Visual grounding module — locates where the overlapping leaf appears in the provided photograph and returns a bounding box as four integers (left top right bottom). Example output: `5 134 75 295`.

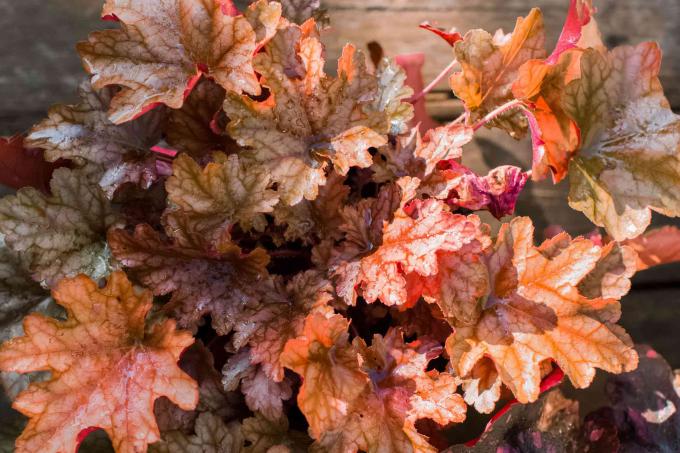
512 0 593 181
446 217 638 409
0 271 198 453
163 78 235 158
166 152 278 236
564 42 680 240
282 317 466 452
451 8 546 137
78 0 281 123
223 20 395 204
26 81 165 196
341 195 490 306
0 168 120 286
108 219 270 335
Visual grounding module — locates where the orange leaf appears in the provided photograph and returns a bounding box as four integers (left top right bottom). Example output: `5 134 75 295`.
447 217 638 407
353 198 490 306
0 271 198 453
451 8 546 137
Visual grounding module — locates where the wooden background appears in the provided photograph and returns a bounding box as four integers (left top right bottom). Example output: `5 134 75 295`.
1 0 679 365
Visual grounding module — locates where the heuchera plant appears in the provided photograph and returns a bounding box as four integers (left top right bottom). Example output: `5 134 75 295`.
1 0 680 452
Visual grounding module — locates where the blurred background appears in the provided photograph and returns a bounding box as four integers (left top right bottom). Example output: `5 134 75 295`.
0 0 679 365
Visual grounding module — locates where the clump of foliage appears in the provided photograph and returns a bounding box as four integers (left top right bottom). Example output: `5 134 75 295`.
1 0 680 452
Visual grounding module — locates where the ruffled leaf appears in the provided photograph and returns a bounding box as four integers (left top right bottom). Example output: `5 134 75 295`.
166 153 278 235
0 168 120 286
0 271 198 453
108 221 270 335
447 217 638 408
77 0 281 123
451 8 546 137
223 21 391 204
564 43 680 240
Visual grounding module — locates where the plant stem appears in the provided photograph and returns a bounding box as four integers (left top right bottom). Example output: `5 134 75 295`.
472 99 526 131
408 58 458 103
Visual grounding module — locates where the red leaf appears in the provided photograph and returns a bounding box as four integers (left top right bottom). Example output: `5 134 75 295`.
419 22 462 47
0 135 61 193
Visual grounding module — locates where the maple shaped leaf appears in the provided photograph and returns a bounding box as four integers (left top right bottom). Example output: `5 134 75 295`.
163 78 236 158
280 313 367 438
305 329 466 452
0 271 198 453
223 21 392 205
149 412 243 453
26 81 165 196
77 0 282 124
108 220 270 335
0 135 60 193
447 217 638 408
451 8 546 137
166 152 278 235
0 168 120 286
563 43 680 240
351 197 490 306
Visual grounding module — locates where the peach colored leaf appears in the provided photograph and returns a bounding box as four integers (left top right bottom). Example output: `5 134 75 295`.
163 78 235 158
0 168 120 286
166 153 278 235
108 222 270 335
223 22 391 205
310 329 466 453
26 81 165 196
450 8 546 137
623 226 680 270
77 0 280 124
353 199 489 306
0 271 198 453
149 412 243 453
280 313 367 438
447 217 638 407
564 43 680 240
